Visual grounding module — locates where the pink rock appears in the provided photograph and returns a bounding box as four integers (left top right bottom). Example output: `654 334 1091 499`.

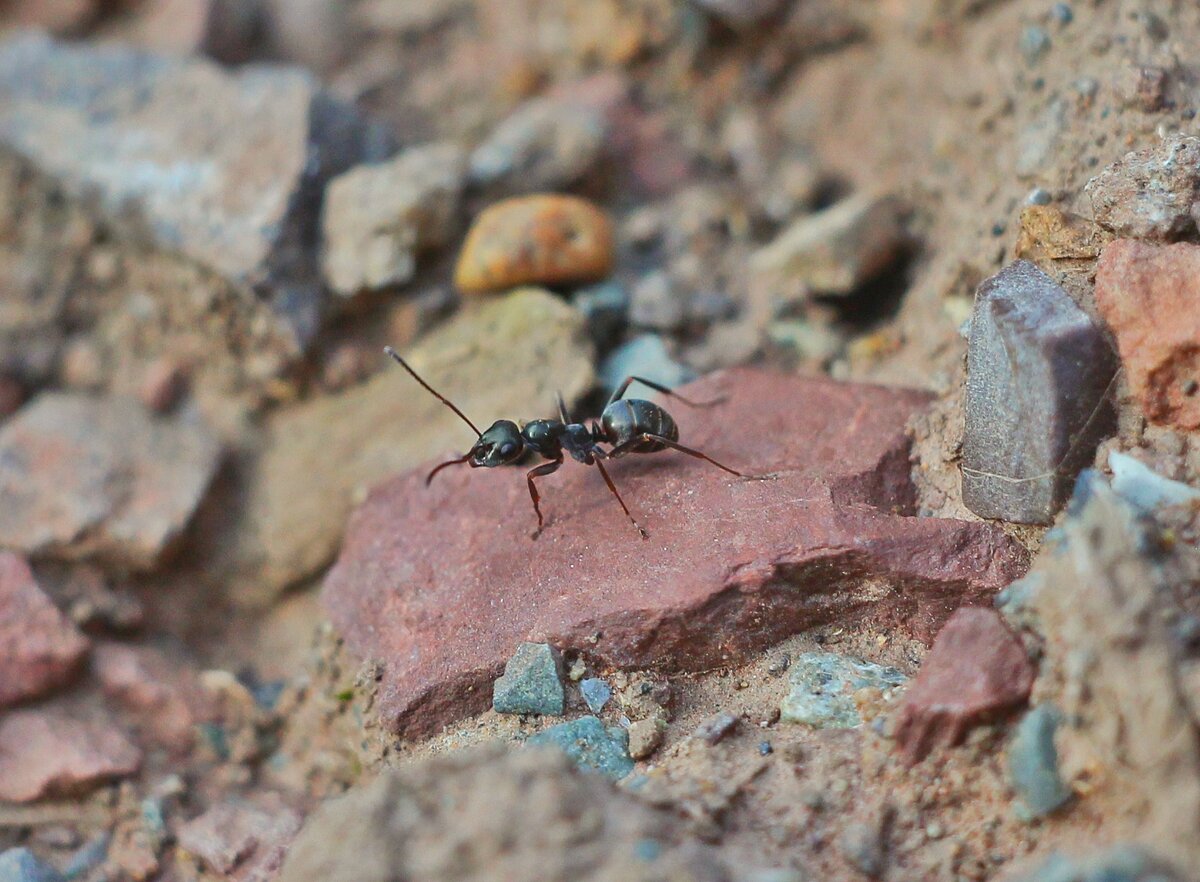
322 368 1028 738
93 643 213 754
177 798 302 882
891 607 1034 765
1095 239 1200 430
0 706 142 802
137 357 188 414
0 552 89 708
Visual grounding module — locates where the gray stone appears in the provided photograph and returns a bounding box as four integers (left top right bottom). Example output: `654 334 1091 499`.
780 652 906 729
1084 136 1200 241
598 335 694 394
580 678 612 714
493 643 565 716
0 33 390 341
629 271 686 331
1108 451 1200 513
0 394 221 570
322 143 466 297
1009 704 1072 819
526 716 635 780
1007 845 1184 882
0 849 62 882
468 96 606 195
962 260 1116 524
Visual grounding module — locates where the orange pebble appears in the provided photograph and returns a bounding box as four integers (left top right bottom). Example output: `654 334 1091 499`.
454 194 614 294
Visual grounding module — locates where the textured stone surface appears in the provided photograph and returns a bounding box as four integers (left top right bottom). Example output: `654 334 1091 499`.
962 260 1116 524
454 195 614 294
176 799 302 880
0 552 89 708
0 394 221 570
492 642 565 716
780 652 906 729
1108 451 1200 512
226 287 593 605
322 368 1027 737
0 33 388 324
1007 846 1185 882
1084 135 1200 241
1094 239 1200 430
321 143 467 296
527 716 634 780
1008 704 1072 819
279 747 729 882
891 606 1034 764
0 706 141 802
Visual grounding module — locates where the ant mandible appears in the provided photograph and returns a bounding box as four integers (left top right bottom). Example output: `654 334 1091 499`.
383 347 755 540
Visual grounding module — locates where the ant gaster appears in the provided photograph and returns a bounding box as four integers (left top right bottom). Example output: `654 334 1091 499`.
383 347 755 540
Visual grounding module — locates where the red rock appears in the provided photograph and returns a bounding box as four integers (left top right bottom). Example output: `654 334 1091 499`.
177 798 302 882
322 368 1028 738
0 706 141 802
891 607 1034 765
1094 239 1200 430
93 643 213 754
0 552 89 708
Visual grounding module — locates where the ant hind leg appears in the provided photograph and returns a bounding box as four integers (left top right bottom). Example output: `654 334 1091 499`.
606 376 726 409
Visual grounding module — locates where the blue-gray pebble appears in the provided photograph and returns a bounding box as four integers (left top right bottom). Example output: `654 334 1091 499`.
1009 704 1072 818
527 715 635 780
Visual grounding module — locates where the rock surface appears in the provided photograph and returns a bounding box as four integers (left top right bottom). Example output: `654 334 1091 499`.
1094 239 1200 430
278 746 728 882
891 606 1034 764
526 716 634 780
0 706 142 802
780 652 906 729
962 260 1116 523
1084 135 1200 241
226 287 594 605
0 394 221 570
454 195 614 294
321 143 467 296
0 552 89 708
176 799 302 880
492 642 565 716
93 642 212 753
322 368 1027 737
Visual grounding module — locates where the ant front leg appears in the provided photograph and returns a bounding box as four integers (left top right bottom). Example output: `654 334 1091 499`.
608 434 750 478
592 456 649 540
526 457 563 538
606 376 726 409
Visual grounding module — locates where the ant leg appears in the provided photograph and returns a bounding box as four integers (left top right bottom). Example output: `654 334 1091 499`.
592 457 649 540
606 376 725 409
608 434 748 478
526 457 563 538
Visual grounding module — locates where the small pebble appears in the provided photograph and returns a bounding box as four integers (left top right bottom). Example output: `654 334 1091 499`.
492 642 565 716
527 716 634 779
693 712 738 745
1008 704 1072 819
580 678 613 714
1025 187 1052 206
627 716 666 760
1050 3 1073 25
1019 26 1051 63
758 740 773 756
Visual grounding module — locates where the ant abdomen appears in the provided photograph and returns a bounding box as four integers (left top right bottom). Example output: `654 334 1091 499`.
601 399 679 452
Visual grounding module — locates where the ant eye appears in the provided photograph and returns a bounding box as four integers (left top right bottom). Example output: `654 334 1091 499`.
499 442 517 458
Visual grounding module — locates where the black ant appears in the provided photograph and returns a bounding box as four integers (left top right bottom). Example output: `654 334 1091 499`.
384 347 756 540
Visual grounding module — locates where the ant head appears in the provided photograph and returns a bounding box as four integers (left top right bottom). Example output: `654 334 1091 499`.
470 420 525 467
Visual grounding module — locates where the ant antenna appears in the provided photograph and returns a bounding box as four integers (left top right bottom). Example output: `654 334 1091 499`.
426 452 475 486
384 346 481 436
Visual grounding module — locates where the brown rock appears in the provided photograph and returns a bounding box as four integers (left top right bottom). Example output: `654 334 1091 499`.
891 606 1034 764
454 195 614 294
177 798 302 882
0 706 141 802
0 552 89 708
1094 239 1200 429
1014 205 1109 261
1084 136 1200 241
322 368 1027 738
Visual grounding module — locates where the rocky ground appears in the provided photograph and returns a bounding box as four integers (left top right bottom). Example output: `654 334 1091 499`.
1 0 1200 880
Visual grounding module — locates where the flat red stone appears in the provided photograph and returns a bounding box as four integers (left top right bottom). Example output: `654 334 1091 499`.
892 606 1034 764
322 368 1028 738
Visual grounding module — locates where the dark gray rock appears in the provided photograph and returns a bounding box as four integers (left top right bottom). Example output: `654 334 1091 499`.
962 261 1116 524
0 849 62 882
526 716 634 780
1009 704 1072 819
493 643 565 716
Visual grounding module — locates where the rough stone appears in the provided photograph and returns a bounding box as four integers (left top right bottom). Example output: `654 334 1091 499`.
597 334 694 393
227 287 594 605
892 606 1034 764
469 96 607 195
780 652 907 729
1014 205 1108 261
454 195 614 294
1094 239 1200 430
527 716 634 780
321 367 1026 737
176 799 302 881
0 33 389 337
0 552 89 708
580 678 612 714
750 194 906 303
1008 704 1072 819
693 712 739 745
0 849 63 882
962 260 1116 524
279 746 730 882
1006 845 1186 882
1108 451 1200 513
0 706 142 802
493 642 565 716
626 716 666 759
1084 136 1200 241
322 143 467 297
0 394 221 570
